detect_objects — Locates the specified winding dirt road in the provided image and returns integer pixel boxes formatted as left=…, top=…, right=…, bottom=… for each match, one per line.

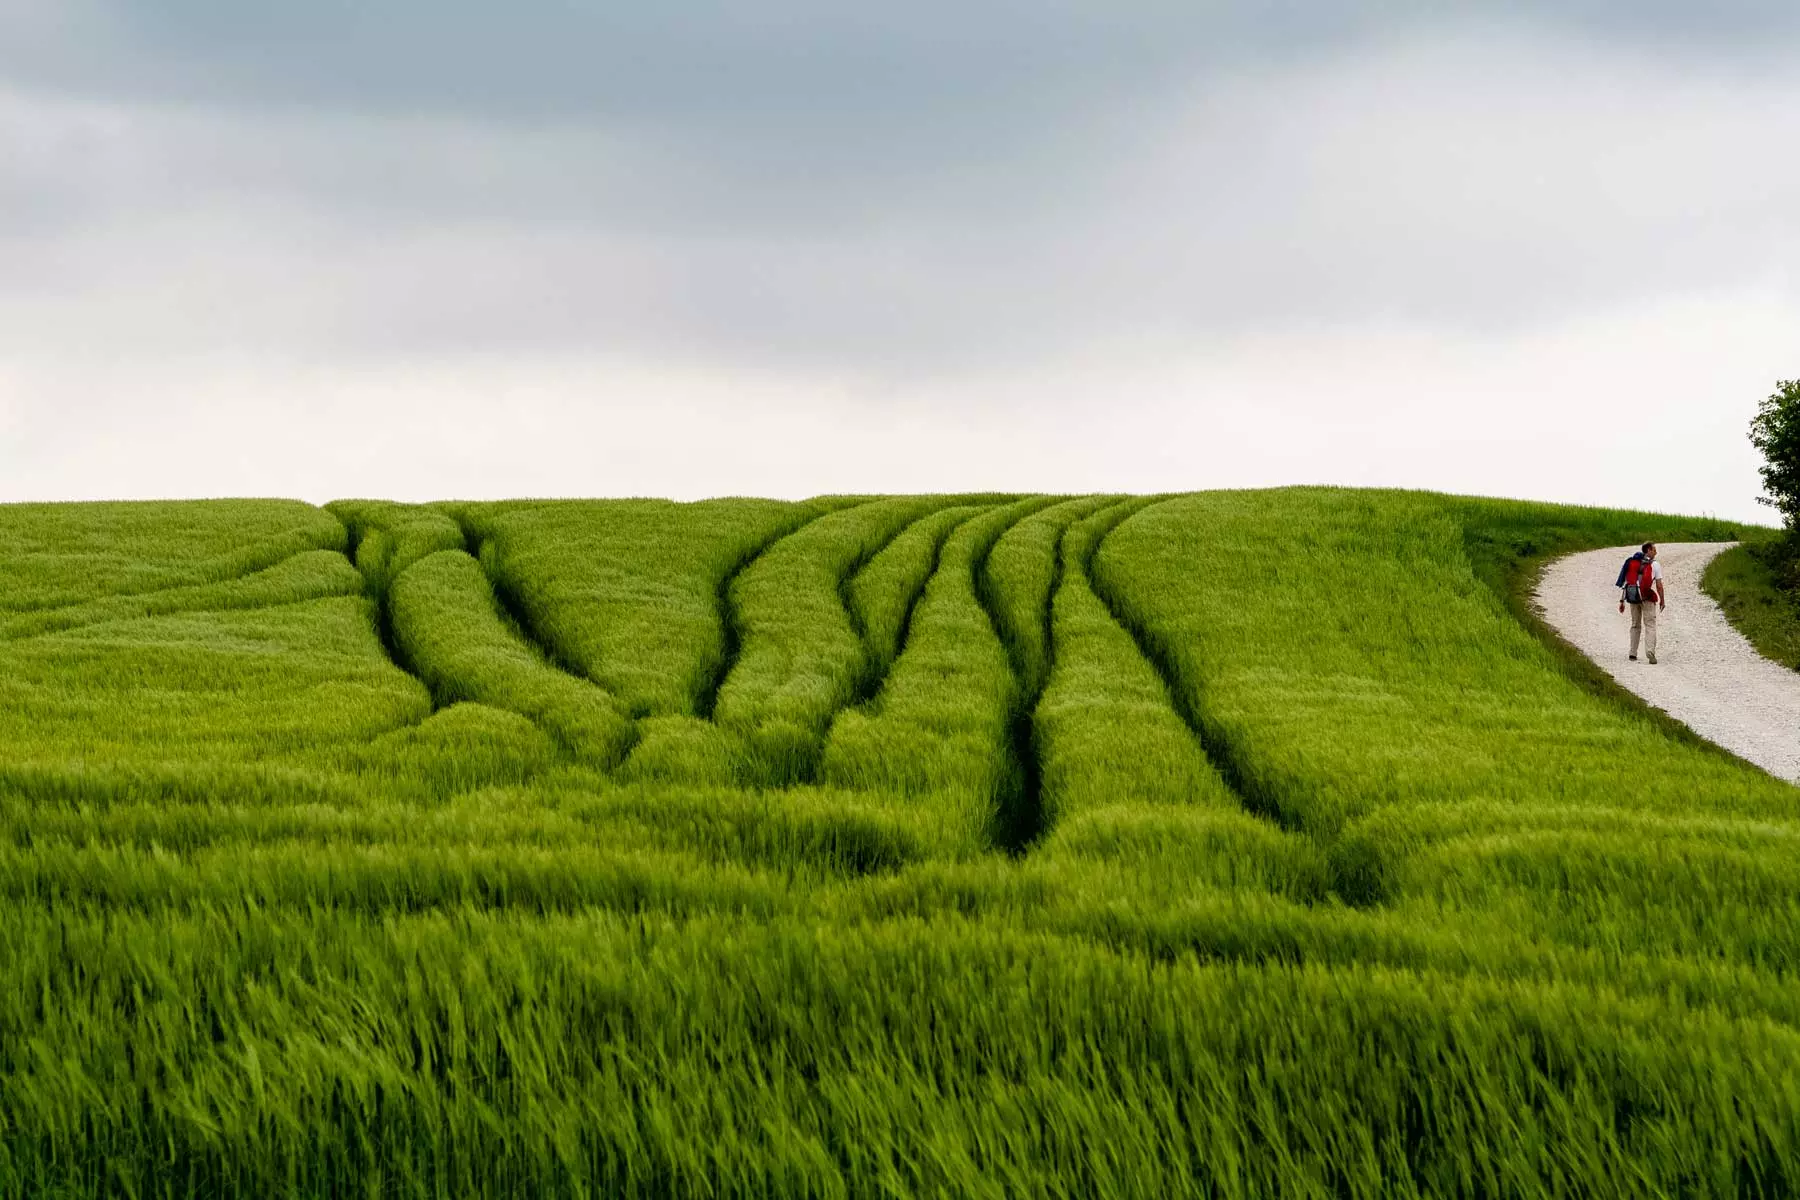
left=1535, top=542, right=1800, bottom=784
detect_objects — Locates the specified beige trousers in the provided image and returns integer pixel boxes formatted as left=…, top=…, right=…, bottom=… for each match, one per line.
left=1630, top=598, right=1659, bottom=658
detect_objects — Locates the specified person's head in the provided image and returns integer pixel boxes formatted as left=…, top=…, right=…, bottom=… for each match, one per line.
left=1642, top=542, right=1658, bottom=560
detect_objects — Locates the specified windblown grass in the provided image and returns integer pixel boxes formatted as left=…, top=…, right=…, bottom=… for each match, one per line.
left=1095, top=490, right=1792, bottom=946
left=1033, top=499, right=1326, bottom=898
left=844, top=501, right=995, bottom=688
left=819, top=497, right=1058, bottom=855
left=712, top=495, right=969, bottom=785
left=0, top=499, right=346, bottom=612
left=388, top=550, right=634, bottom=768
left=3, top=487, right=1796, bottom=1199
left=1702, top=534, right=1800, bottom=670
left=449, top=498, right=854, bottom=718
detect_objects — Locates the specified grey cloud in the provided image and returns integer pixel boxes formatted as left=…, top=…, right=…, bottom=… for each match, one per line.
left=11, top=4, right=1800, bottom=170
left=9, top=4, right=1350, bottom=121
left=7, top=24, right=1796, bottom=377
left=9, top=1, right=1800, bottom=247
left=2, top=1, right=1799, bottom=415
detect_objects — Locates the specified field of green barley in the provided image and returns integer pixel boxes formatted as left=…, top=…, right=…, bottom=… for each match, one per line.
left=2, top=488, right=1795, bottom=1198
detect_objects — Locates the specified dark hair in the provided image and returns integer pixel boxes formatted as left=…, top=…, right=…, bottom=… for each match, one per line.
left=1642, top=542, right=1656, bottom=552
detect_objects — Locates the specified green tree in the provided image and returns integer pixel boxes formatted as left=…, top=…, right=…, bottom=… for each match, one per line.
left=1750, top=379, right=1800, bottom=531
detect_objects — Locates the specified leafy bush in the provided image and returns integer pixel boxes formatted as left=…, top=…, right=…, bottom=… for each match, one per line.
left=1751, top=378, right=1800, bottom=531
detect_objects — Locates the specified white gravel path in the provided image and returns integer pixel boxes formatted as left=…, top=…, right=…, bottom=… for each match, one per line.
left=1535, top=542, right=1800, bottom=784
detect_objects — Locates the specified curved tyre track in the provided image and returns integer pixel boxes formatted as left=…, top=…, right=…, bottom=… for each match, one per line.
left=1537, top=542, right=1800, bottom=784
left=454, top=517, right=595, bottom=684
left=0, top=550, right=361, bottom=642
left=695, top=501, right=871, bottom=720
left=835, top=502, right=968, bottom=653
left=979, top=497, right=1120, bottom=854
left=962, top=497, right=1069, bottom=853
left=342, top=513, right=637, bottom=766
left=841, top=504, right=996, bottom=711
left=1085, top=497, right=1300, bottom=832
left=339, top=518, right=442, bottom=718
left=802, top=500, right=999, bottom=780
left=713, top=497, right=984, bottom=786
left=0, top=524, right=345, bottom=618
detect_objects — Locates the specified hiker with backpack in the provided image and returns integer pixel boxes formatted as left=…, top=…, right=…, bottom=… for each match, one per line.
left=1615, top=542, right=1665, bottom=663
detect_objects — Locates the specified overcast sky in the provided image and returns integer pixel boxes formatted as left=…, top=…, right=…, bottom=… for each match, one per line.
left=2, top=2, right=1795, bottom=519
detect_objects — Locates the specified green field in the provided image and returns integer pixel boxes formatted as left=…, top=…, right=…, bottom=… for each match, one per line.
left=1703, top=535, right=1800, bottom=671
left=2, top=489, right=1794, bottom=1198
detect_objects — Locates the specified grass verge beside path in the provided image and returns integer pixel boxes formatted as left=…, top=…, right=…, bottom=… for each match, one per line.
left=1451, top=495, right=1755, bottom=758
left=1097, top=490, right=1797, bottom=923
left=1702, top=535, right=1800, bottom=671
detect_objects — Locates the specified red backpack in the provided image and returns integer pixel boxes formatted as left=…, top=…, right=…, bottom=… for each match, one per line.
left=1623, top=556, right=1655, bottom=604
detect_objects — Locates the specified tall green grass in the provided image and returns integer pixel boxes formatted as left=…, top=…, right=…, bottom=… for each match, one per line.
left=451, top=498, right=857, bottom=719
left=0, top=499, right=346, bottom=613
left=0, top=549, right=364, bottom=641
left=388, top=551, right=635, bottom=769
left=6, top=487, right=1799, bottom=1198
left=1702, top=535, right=1800, bottom=670
left=0, top=598, right=427, bottom=770
left=7, top=907, right=1798, bottom=1199
left=1032, top=500, right=1325, bottom=897
left=819, top=497, right=1058, bottom=856
left=711, top=496, right=967, bottom=784
left=843, top=502, right=995, bottom=690
left=1095, top=490, right=1798, bottom=958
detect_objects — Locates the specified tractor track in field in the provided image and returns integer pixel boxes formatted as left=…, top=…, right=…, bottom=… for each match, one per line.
left=453, top=518, right=593, bottom=684
left=693, top=497, right=988, bottom=787
left=3, top=594, right=369, bottom=648
left=0, top=550, right=355, bottom=642
left=338, top=520, right=443, bottom=718
left=969, top=497, right=1076, bottom=856
left=1086, top=497, right=1302, bottom=834
left=844, top=503, right=998, bottom=710
left=336, top=513, right=637, bottom=765
left=769, top=499, right=997, bottom=786
left=811, top=503, right=1002, bottom=790
left=834, top=501, right=969, bottom=677
left=694, top=500, right=876, bottom=721
left=983, top=496, right=1142, bottom=855
left=0, top=527, right=341, bottom=619
left=834, top=512, right=911, bottom=654
left=818, top=496, right=1051, bottom=797
left=855, top=514, right=957, bottom=709
left=978, top=497, right=1124, bottom=855
left=449, top=516, right=643, bottom=767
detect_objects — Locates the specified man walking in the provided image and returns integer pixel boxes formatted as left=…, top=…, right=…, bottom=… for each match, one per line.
left=1616, top=542, right=1666, bottom=664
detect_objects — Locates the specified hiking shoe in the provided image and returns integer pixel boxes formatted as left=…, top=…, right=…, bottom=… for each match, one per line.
left=1629, top=655, right=1638, bottom=661
left=1647, top=653, right=1658, bottom=665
